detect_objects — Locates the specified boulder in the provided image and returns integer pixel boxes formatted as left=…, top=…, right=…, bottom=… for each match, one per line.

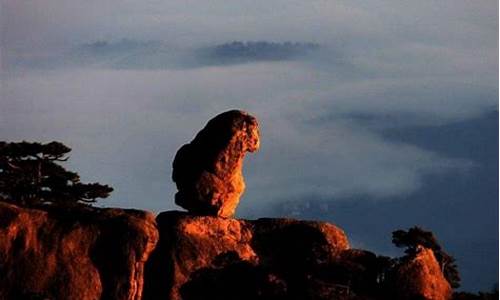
left=0, top=202, right=159, bottom=300
left=393, top=246, right=452, bottom=300
left=172, top=110, right=260, bottom=217
left=143, top=211, right=349, bottom=300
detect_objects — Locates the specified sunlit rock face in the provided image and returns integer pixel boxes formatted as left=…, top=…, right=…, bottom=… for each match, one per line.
left=143, top=211, right=349, bottom=300
left=0, top=202, right=158, bottom=300
left=0, top=202, right=454, bottom=300
left=393, top=246, right=452, bottom=300
left=172, top=110, right=260, bottom=218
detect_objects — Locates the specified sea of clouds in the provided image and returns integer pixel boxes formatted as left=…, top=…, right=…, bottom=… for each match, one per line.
left=1, top=0, right=497, bottom=212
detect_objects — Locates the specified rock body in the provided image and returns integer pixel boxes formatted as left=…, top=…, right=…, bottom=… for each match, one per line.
left=144, top=211, right=350, bottom=300
left=393, top=247, right=452, bottom=300
left=172, top=110, right=260, bottom=218
left=0, top=201, right=158, bottom=300
left=0, top=202, right=453, bottom=300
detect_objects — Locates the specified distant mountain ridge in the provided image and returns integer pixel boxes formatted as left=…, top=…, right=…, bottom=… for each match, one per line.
left=10, top=39, right=322, bottom=69
left=198, top=41, right=321, bottom=65
left=75, top=39, right=321, bottom=68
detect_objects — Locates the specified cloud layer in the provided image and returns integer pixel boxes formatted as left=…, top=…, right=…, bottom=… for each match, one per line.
left=1, top=0, right=497, bottom=290
left=0, top=60, right=488, bottom=211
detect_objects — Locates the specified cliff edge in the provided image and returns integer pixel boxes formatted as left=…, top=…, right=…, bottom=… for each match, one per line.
left=0, top=202, right=451, bottom=300
left=0, top=201, right=158, bottom=300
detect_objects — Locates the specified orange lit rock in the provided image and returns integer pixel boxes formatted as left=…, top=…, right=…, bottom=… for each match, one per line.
left=0, top=201, right=158, bottom=300
left=143, top=211, right=349, bottom=300
left=393, top=246, right=452, bottom=300
left=172, top=110, right=260, bottom=218
left=0, top=201, right=455, bottom=300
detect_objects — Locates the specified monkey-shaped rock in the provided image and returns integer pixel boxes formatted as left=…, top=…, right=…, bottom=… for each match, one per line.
left=172, top=110, right=260, bottom=218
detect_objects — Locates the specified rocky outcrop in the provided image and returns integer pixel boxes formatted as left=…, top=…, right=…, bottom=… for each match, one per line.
left=393, top=246, right=452, bottom=300
left=0, top=202, right=453, bottom=300
left=143, top=211, right=349, bottom=300
left=172, top=110, right=260, bottom=218
left=0, top=201, right=158, bottom=300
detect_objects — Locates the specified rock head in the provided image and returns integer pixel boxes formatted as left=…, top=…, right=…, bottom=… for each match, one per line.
left=172, top=110, right=260, bottom=218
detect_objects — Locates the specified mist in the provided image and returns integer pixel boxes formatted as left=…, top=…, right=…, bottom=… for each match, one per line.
left=1, top=0, right=497, bottom=291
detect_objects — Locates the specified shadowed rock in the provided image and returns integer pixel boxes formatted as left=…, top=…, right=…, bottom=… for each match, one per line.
left=172, top=110, right=260, bottom=217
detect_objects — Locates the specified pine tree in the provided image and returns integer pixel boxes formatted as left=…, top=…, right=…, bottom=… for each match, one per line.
left=0, top=141, right=112, bottom=207
left=392, top=226, right=461, bottom=288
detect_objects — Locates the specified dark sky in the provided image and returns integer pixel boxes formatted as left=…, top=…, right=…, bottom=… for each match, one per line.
left=1, top=0, right=498, bottom=292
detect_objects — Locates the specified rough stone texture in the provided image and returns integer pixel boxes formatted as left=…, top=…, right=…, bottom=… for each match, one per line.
left=143, top=211, right=349, bottom=300
left=0, top=202, right=454, bottom=300
left=172, top=110, right=260, bottom=218
left=393, top=247, right=452, bottom=300
left=0, top=201, right=159, bottom=300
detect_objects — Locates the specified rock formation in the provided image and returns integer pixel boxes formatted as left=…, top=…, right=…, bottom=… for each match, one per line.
left=0, top=110, right=454, bottom=299
left=143, top=211, right=349, bottom=300
left=393, top=246, right=452, bottom=300
left=0, top=201, right=453, bottom=300
left=0, top=201, right=158, bottom=300
left=172, top=110, right=260, bottom=218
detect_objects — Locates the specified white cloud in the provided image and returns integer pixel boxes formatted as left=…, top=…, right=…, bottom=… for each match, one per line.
left=0, top=0, right=496, bottom=212
left=0, top=62, right=482, bottom=211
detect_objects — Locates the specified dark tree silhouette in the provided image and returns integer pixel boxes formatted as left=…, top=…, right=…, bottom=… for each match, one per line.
left=392, top=226, right=461, bottom=289
left=0, top=141, right=112, bottom=207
